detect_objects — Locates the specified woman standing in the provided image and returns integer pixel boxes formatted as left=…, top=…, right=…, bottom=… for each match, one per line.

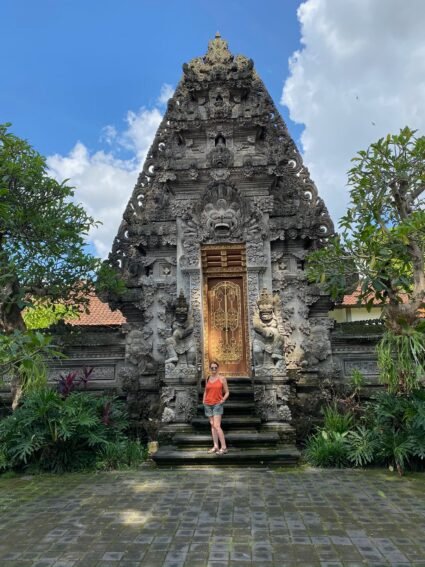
left=203, top=361, right=229, bottom=454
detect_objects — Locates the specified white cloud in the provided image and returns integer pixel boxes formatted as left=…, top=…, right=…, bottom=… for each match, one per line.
left=100, top=125, right=117, bottom=145
left=282, top=0, right=425, bottom=227
left=157, top=83, right=175, bottom=106
left=47, top=87, right=170, bottom=258
left=120, top=107, right=163, bottom=163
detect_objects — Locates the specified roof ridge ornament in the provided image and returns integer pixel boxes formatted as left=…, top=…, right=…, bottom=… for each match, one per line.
left=204, top=32, right=233, bottom=65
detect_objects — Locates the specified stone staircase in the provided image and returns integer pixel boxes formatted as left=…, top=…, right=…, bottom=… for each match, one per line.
left=153, top=377, right=300, bottom=466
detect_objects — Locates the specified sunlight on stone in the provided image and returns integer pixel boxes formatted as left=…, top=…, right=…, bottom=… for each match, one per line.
left=124, top=480, right=167, bottom=493
left=119, top=509, right=151, bottom=525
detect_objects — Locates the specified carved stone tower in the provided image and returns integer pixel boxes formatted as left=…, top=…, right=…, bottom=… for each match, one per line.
left=108, top=35, right=335, bottom=461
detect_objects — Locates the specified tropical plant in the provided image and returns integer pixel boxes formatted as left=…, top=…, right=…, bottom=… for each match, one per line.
left=56, top=366, right=94, bottom=398
left=0, top=388, right=131, bottom=472
left=377, top=324, right=425, bottom=393
left=0, top=330, right=63, bottom=409
left=346, top=426, right=379, bottom=467
left=350, top=368, right=365, bottom=398
left=304, top=404, right=354, bottom=467
left=367, top=391, right=425, bottom=474
left=305, top=430, right=350, bottom=468
left=322, top=403, right=354, bottom=433
left=95, top=439, right=146, bottom=470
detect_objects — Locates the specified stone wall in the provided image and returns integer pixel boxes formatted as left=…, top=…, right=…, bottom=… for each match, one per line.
left=331, top=319, right=385, bottom=397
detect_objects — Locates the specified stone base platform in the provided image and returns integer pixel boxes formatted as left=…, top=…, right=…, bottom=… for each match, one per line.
left=153, top=445, right=300, bottom=466
left=153, top=377, right=300, bottom=467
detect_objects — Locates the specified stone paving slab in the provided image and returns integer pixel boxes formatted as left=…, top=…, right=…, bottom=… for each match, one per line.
left=0, top=467, right=424, bottom=566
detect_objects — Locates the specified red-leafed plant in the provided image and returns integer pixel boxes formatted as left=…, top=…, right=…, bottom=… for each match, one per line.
left=56, top=366, right=94, bottom=398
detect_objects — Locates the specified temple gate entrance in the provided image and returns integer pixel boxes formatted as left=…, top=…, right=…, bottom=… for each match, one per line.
left=202, top=244, right=250, bottom=377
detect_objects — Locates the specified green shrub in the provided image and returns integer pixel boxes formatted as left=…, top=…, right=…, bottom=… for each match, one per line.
left=96, top=439, right=146, bottom=471
left=323, top=404, right=354, bottom=433
left=305, top=391, right=425, bottom=474
left=370, top=391, right=425, bottom=473
left=346, top=426, right=379, bottom=467
left=0, top=388, right=133, bottom=473
left=305, top=430, right=350, bottom=468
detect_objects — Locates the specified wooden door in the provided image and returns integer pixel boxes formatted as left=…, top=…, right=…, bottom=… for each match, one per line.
left=206, top=276, right=249, bottom=376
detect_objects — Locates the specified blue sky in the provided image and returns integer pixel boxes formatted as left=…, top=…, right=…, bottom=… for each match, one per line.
left=2, top=0, right=424, bottom=257
left=1, top=0, right=303, bottom=156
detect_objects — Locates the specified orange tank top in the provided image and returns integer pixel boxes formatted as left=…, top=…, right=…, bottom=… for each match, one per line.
left=204, top=377, right=223, bottom=405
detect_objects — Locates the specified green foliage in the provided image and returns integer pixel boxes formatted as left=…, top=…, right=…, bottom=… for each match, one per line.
left=23, top=302, right=79, bottom=330
left=305, top=391, right=425, bottom=474
left=361, top=391, right=425, bottom=474
left=0, top=330, right=62, bottom=392
left=350, top=368, right=365, bottom=394
left=0, top=388, right=135, bottom=473
left=346, top=426, right=379, bottom=467
left=307, top=127, right=425, bottom=308
left=305, top=430, right=350, bottom=468
left=95, top=439, right=146, bottom=471
left=0, top=123, right=124, bottom=330
left=323, top=404, right=354, bottom=433
left=377, top=327, right=425, bottom=393
left=305, top=404, right=353, bottom=467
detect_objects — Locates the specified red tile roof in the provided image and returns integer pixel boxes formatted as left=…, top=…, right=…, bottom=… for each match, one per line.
left=69, top=288, right=420, bottom=325
left=339, top=288, right=378, bottom=306
left=68, top=294, right=126, bottom=326
left=338, top=287, right=419, bottom=308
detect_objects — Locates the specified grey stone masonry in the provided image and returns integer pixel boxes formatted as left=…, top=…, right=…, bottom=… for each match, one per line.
left=0, top=468, right=424, bottom=566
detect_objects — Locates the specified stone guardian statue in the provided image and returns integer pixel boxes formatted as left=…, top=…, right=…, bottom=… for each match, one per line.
left=165, top=291, right=196, bottom=368
left=253, top=288, right=285, bottom=371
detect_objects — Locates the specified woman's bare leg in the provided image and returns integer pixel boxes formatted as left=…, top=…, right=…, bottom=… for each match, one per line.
left=209, top=416, right=219, bottom=449
left=213, top=415, right=227, bottom=449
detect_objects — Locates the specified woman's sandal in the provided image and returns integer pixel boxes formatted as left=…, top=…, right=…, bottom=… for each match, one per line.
left=217, top=448, right=228, bottom=455
left=207, top=447, right=219, bottom=454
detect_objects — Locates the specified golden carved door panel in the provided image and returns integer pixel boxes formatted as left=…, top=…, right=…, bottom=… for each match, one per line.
left=205, top=276, right=249, bottom=377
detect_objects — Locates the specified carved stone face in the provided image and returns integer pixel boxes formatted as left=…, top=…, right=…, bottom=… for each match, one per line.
left=202, top=200, right=240, bottom=237
left=175, top=307, right=188, bottom=324
left=259, top=307, right=274, bottom=325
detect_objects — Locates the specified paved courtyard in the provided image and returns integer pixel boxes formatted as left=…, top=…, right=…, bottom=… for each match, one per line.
left=0, top=467, right=424, bottom=567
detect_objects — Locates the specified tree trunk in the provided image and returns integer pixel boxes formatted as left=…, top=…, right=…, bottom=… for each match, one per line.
left=0, top=258, right=26, bottom=333
left=384, top=302, right=422, bottom=333
left=10, top=375, right=23, bottom=411
left=0, top=264, right=26, bottom=409
left=0, top=298, right=26, bottom=333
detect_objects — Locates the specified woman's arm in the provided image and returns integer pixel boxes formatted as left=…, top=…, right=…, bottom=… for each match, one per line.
left=220, top=377, right=229, bottom=403
left=202, top=376, right=209, bottom=404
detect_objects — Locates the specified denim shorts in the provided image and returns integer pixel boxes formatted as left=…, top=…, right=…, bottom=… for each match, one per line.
left=204, top=403, right=224, bottom=417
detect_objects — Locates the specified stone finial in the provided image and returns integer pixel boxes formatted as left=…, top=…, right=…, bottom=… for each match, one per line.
left=205, top=33, right=233, bottom=65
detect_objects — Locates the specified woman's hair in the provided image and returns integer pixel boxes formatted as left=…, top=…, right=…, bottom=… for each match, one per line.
left=209, top=360, right=219, bottom=369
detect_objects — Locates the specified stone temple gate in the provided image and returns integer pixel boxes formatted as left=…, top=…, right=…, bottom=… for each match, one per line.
left=107, top=34, right=336, bottom=464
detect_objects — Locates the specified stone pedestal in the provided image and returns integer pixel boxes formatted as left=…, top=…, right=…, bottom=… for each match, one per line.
left=253, top=371, right=295, bottom=425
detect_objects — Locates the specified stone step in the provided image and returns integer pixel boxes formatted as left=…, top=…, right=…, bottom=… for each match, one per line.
left=191, top=415, right=262, bottom=429
left=173, top=431, right=280, bottom=448
left=152, top=445, right=301, bottom=467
